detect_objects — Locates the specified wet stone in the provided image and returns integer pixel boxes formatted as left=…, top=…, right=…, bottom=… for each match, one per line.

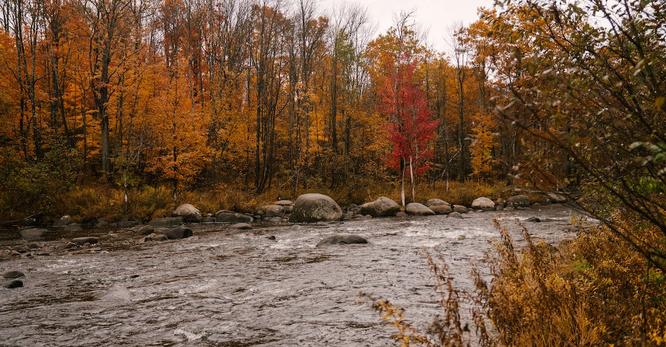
left=3, top=271, right=25, bottom=279
left=316, top=235, right=369, bottom=247
left=4, top=279, right=23, bottom=289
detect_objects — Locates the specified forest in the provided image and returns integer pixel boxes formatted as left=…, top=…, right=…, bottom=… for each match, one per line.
left=0, top=0, right=563, bottom=219
left=0, top=0, right=664, bottom=345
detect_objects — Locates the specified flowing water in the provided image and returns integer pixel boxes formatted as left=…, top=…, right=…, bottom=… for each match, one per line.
left=0, top=205, right=585, bottom=346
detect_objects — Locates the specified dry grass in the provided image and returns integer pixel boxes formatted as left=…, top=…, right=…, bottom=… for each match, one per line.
left=366, top=214, right=666, bottom=346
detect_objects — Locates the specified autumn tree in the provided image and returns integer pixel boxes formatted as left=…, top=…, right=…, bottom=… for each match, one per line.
left=382, top=58, right=438, bottom=206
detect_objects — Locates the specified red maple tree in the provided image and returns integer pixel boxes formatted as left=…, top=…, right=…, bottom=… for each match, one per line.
left=380, top=56, right=439, bottom=206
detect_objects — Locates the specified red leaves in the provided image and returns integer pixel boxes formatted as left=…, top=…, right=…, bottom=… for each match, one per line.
left=380, top=58, right=439, bottom=176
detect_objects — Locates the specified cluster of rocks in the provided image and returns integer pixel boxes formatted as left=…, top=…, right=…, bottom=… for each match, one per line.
left=3, top=270, right=25, bottom=289
left=12, top=190, right=568, bottom=249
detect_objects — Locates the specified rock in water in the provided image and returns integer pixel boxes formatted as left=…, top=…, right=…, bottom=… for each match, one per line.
left=405, top=203, right=435, bottom=216
left=19, top=228, right=47, bottom=241
left=289, top=193, right=343, bottom=223
left=173, top=204, right=202, bottom=222
left=526, top=217, right=542, bottom=223
left=316, top=235, right=368, bottom=247
left=471, top=197, right=495, bottom=211
left=71, top=237, right=99, bottom=245
left=453, top=205, right=468, bottom=213
left=160, top=226, right=193, bottom=240
left=4, top=280, right=23, bottom=289
left=215, top=210, right=254, bottom=223
left=507, top=195, right=530, bottom=208
left=359, top=197, right=401, bottom=217
left=3, top=271, right=25, bottom=279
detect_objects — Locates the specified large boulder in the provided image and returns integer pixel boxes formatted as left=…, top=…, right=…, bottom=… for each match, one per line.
left=471, top=197, right=495, bottom=211
left=359, top=197, right=401, bottom=217
left=289, top=193, right=343, bottom=223
left=507, top=194, right=530, bottom=208
left=19, top=228, right=47, bottom=241
left=172, top=204, right=202, bottom=222
left=405, top=203, right=435, bottom=216
left=426, top=198, right=450, bottom=207
left=430, top=205, right=452, bottom=214
left=316, top=234, right=368, bottom=247
left=215, top=210, right=253, bottom=223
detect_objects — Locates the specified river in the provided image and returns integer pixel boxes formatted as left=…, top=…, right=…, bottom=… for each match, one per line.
left=0, top=204, right=583, bottom=346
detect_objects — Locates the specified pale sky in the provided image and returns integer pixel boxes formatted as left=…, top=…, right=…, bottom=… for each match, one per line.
left=318, top=0, right=494, bottom=53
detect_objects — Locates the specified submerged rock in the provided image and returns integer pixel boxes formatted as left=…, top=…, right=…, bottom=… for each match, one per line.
left=173, top=204, right=202, bottom=222
left=526, top=217, right=541, bottom=223
left=3, top=271, right=25, bottom=279
left=289, top=193, right=343, bottom=223
left=316, top=234, right=368, bottom=247
left=359, top=197, right=401, bottom=217
left=406, top=203, right=435, bottom=216
left=4, top=279, right=23, bottom=289
left=471, top=197, right=495, bottom=211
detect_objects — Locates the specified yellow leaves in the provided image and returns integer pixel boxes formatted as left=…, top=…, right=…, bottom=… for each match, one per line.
left=656, top=96, right=666, bottom=112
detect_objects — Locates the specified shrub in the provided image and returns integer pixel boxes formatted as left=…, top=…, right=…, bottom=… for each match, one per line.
left=367, top=215, right=666, bottom=346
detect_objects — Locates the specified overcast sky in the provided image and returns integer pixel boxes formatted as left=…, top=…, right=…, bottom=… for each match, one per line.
left=318, top=0, right=494, bottom=53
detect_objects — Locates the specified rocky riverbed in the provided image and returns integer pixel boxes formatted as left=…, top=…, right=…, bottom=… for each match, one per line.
left=0, top=204, right=588, bottom=346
